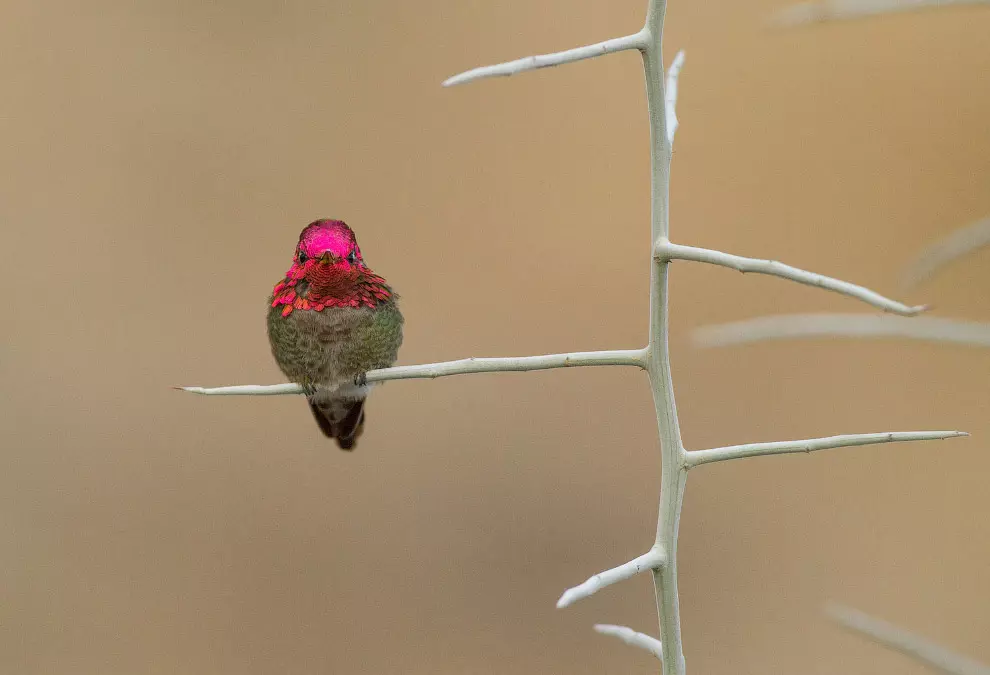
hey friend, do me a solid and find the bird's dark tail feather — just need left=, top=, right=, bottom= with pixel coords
left=309, top=398, right=366, bottom=451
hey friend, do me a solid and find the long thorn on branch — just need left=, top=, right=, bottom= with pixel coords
left=177, top=348, right=647, bottom=396
left=685, top=431, right=968, bottom=467
left=442, top=31, right=648, bottom=87
left=827, top=604, right=990, bottom=675
left=593, top=624, right=664, bottom=660
left=770, top=0, right=990, bottom=27
left=693, top=314, right=990, bottom=349
left=556, top=549, right=665, bottom=609
left=654, top=240, right=926, bottom=315
left=665, top=50, right=686, bottom=144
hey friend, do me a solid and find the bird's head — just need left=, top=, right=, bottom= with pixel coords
left=294, top=219, right=364, bottom=272
left=271, top=219, right=391, bottom=317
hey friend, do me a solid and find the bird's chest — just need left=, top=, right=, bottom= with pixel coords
left=267, top=305, right=375, bottom=385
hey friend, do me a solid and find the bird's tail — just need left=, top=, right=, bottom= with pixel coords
left=308, top=397, right=366, bottom=451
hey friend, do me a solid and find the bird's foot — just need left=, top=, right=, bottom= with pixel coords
left=301, top=381, right=319, bottom=398
left=353, top=372, right=368, bottom=387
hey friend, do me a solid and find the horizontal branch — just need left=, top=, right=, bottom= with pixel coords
left=176, top=383, right=306, bottom=396
left=593, top=624, right=664, bottom=660
left=694, top=313, right=990, bottom=349
left=827, top=604, right=990, bottom=675
left=685, top=431, right=967, bottom=467
left=442, top=30, right=647, bottom=87
left=904, top=216, right=990, bottom=289
left=771, top=0, right=990, bottom=26
left=655, top=240, right=925, bottom=315
left=177, top=348, right=647, bottom=396
left=556, top=548, right=665, bottom=609
left=665, top=50, right=686, bottom=144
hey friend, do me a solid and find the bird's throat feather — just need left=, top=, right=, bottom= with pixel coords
left=271, top=262, right=392, bottom=317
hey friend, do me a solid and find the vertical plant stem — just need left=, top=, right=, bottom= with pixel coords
left=643, top=2, right=688, bottom=673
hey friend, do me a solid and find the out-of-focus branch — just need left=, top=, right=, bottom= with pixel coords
left=685, top=431, right=967, bottom=467
left=594, top=624, right=664, bottom=660
left=655, top=241, right=926, bottom=316
left=693, top=314, right=990, bottom=349
left=771, top=0, right=990, bottom=26
left=442, top=31, right=648, bottom=88
left=827, top=604, right=990, bottom=675
left=904, top=216, right=990, bottom=289
left=178, top=349, right=646, bottom=395
left=556, top=549, right=665, bottom=608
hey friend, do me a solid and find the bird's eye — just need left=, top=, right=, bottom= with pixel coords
left=297, top=250, right=309, bottom=263
left=347, top=251, right=358, bottom=264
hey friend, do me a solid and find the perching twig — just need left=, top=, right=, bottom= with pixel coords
left=903, top=216, right=990, bottom=289
left=771, top=0, right=990, bottom=26
left=594, top=624, right=664, bottom=661
left=179, top=349, right=646, bottom=395
left=179, top=2, right=970, bottom=673
left=827, top=604, right=990, bottom=675
left=694, top=314, right=990, bottom=349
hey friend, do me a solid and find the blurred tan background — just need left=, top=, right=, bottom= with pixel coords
left=1, top=1, right=988, bottom=673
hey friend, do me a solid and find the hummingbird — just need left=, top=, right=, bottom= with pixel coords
left=267, top=219, right=403, bottom=450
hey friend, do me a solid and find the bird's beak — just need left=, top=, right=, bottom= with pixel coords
left=319, top=252, right=333, bottom=264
